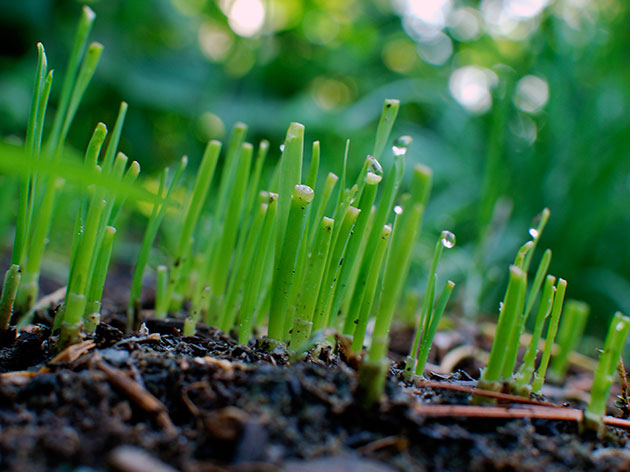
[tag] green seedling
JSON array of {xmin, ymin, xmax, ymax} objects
[
  {"xmin": 585, "ymin": 312, "xmax": 630, "ymax": 433},
  {"xmin": 405, "ymin": 230, "xmax": 456, "ymax": 377},
  {"xmin": 549, "ymin": 299, "xmax": 590, "ymax": 382}
]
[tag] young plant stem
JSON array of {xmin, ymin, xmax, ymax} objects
[
  {"xmin": 290, "ymin": 216, "xmax": 334, "ymax": 346},
  {"xmin": 206, "ymin": 143, "xmax": 252, "ymax": 322},
  {"xmin": 0, "ymin": 265, "xmax": 22, "ymax": 330},
  {"xmin": 514, "ymin": 275, "xmax": 556, "ymax": 392},
  {"xmin": 549, "ymin": 299, "xmax": 590, "ymax": 382},
  {"xmin": 307, "ymin": 172, "xmax": 338, "ymax": 248},
  {"xmin": 85, "ymin": 226, "xmax": 116, "ymax": 333},
  {"xmin": 166, "ymin": 141, "xmax": 221, "ymax": 309},
  {"xmin": 128, "ymin": 158, "xmax": 187, "ymax": 317},
  {"xmin": 351, "ymin": 225, "xmax": 392, "ymax": 352},
  {"xmin": 524, "ymin": 249, "xmax": 552, "ymax": 320},
  {"xmin": 478, "ymin": 265, "xmax": 527, "ymax": 391},
  {"xmin": 268, "ymin": 184, "xmax": 314, "ymax": 341},
  {"xmin": 415, "ymin": 280, "xmax": 456, "ymax": 375},
  {"xmin": 311, "ymin": 205, "xmax": 360, "ymax": 333},
  {"xmin": 239, "ymin": 194, "xmax": 278, "ymax": 344},
  {"xmin": 334, "ymin": 171, "xmax": 381, "ymax": 332},
  {"xmin": 100, "ymin": 102, "xmax": 128, "ymax": 175},
  {"xmin": 523, "ymin": 208, "xmax": 550, "ymax": 272},
  {"xmin": 368, "ymin": 164, "xmax": 432, "ymax": 364},
  {"xmin": 220, "ymin": 201, "xmax": 268, "ymax": 332},
  {"xmin": 154, "ymin": 265, "xmax": 169, "ymax": 319},
  {"xmin": 585, "ymin": 311, "xmax": 630, "ymax": 429},
  {"xmin": 306, "ymin": 141, "xmax": 320, "ymax": 189},
  {"xmin": 406, "ymin": 231, "xmax": 455, "ymax": 375},
  {"xmin": 531, "ymin": 278, "xmax": 567, "ymax": 393},
  {"xmin": 372, "ymin": 99, "xmax": 400, "ymax": 161}
]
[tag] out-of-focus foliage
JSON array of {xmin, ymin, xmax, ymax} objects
[{"xmin": 1, "ymin": 0, "xmax": 628, "ymax": 335}]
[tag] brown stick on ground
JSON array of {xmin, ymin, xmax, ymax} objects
[
  {"xmin": 413, "ymin": 403, "xmax": 630, "ymax": 430},
  {"xmin": 414, "ymin": 379, "xmax": 563, "ymax": 408},
  {"xmin": 94, "ymin": 357, "xmax": 177, "ymax": 437}
]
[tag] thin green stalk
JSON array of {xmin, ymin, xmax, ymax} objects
[
  {"xmin": 0, "ymin": 265, "xmax": 22, "ymax": 330},
  {"xmin": 239, "ymin": 194, "xmax": 278, "ymax": 344},
  {"xmin": 586, "ymin": 311, "xmax": 630, "ymax": 429},
  {"xmin": 275, "ymin": 123, "xmax": 304, "ymax": 252},
  {"xmin": 307, "ymin": 172, "xmax": 338, "ymax": 248},
  {"xmin": 215, "ymin": 122, "xmax": 248, "ymax": 224},
  {"xmin": 514, "ymin": 275, "xmax": 556, "ymax": 392},
  {"xmin": 311, "ymin": 205, "xmax": 360, "ymax": 333},
  {"xmin": 154, "ymin": 265, "xmax": 169, "ymax": 319},
  {"xmin": 336, "ymin": 172, "xmax": 382, "ymax": 333},
  {"xmin": 416, "ymin": 280, "xmax": 456, "ymax": 375},
  {"xmin": 351, "ymin": 224, "xmax": 392, "ymax": 352},
  {"xmin": 524, "ymin": 249, "xmax": 552, "ymax": 319},
  {"xmin": 407, "ymin": 231, "xmax": 455, "ymax": 371},
  {"xmin": 54, "ymin": 41, "xmax": 103, "ymax": 158},
  {"xmin": 13, "ymin": 43, "xmax": 48, "ymax": 267},
  {"xmin": 346, "ymin": 146, "xmax": 406, "ymax": 332},
  {"xmin": 268, "ymin": 184, "xmax": 314, "ymax": 341},
  {"xmin": 372, "ymin": 99, "xmax": 400, "ymax": 161},
  {"xmin": 478, "ymin": 265, "xmax": 527, "ymax": 390},
  {"xmin": 46, "ymin": 5, "xmax": 96, "ymax": 155},
  {"xmin": 85, "ymin": 226, "xmax": 116, "ymax": 333},
  {"xmin": 290, "ymin": 216, "xmax": 334, "ymax": 346},
  {"xmin": 549, "ymin": 299, "xmax": 590, "ymax": 382},
  {"xmin": 306, "ymin": 141, "xmax": 320, "ymax": 189},
  {"xmin": 100, "ymin": 102, "xmax": 128, "ymax": 175},
  {"xmin": 523, "ymin": 208, "xmax": 550, "ymax": 272},
  {"xmin": 129, "ymin": 158, "xmax": 187, "ymax": 316},
  {"xmin": 166, "ymin": 141, "xmax": 221, "ymax": 308},
  {"xmin": 243, "ymin": 140, "xmax": 269, "ymax": 224},
  {"xmin": 206, "ymin": 143, "xmax": 253, "ymax": 319},
  {"xmin": 531, "ymin": 278, "xmax": 567, "ymax": 393},
  {"xmin": 220, "ymin": 201, "xmax": 268, "ymax": 332}
]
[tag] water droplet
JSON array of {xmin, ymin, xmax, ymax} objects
[
  {"xmin": 394, "ymin": 205, "xmax": 403, "ymax": 215},
  {"xmin": 367, "ymin": 155, "xmax": 383, "ymax": 176},
  {"xmin": 498, "ymin": 301, "xmax": 504, "ymax": 311},
  {"xmin": 280, "ymin": 144, "xmax": 285, "ymax": 152},
  {"xmin": 528, "ymin": 227, "xmax": 539, "ymax": 239},
  {"xmin": 392, "ymin": 136, "xmax": 412, "ymax": 156},
  {"xmin": 616, "ymin": 321, "xmax": 626, "ymax": 331},
  {"xmin": 440, "ymin": 230, "xmax": 456, "ymax": 248}
]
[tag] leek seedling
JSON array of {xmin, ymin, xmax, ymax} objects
[
  {"xmin": 0, "ymin": 265, "xmax": 21, "ymax": 332},
  {"xmin": 166, "ymin": 141, "xmax": 221, "ymax": 310},
  {"xmin": 405, "ymin": 230, "xmax": 456, "ymax": 377},
  {"xmin": 268, "ymin": 184, "xmax": 314, "ymax": 340},
  {"xmin": 85, "ymin": 226, "xmax": 116, "ymax": 333},
  {"xmin": 548, "ymin": 300, "xmax": 590, "ymax": 382},
  {"xmin": 585, "ymin": 311, "xmax": 630, "ymax": 432},
  {"xmin": 531, "ymin": 278, "xmax": 567, "ymax": 393},
  {"xmin": 359, "ymin": 164, "xmax": 432, "ymax": 407},
  {"xmin": 290, "ymin": 216, "xmax": 335, "ymax": 349}
]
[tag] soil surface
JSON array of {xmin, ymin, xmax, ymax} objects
[{"xmin": 1, "ymin": 308, "xmax": 630, "ymax": 472}]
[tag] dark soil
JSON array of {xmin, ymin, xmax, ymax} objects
[{"xmin": 1, "ymin": 310, "xmax": 630, "ymax": 472}]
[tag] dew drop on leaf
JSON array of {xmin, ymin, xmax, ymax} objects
[
  {"xmin": 440, "ymin": 230, "xmax": 456, "ymax": 248},
  {"xmin": 392, "ymin": 136, "xmax": 412, "ymax": 156}
]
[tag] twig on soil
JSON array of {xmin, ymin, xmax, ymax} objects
[
  {"xmin": 412, "ymin": 403, "xmax": 630, "ymax": 430},
  {"xmin": 94, "ymin": 355, "xmax": 177, "ymax": 437},
  {"xmin": 414, "ymin": 379, "xmax": 563, "ymax": 408}
]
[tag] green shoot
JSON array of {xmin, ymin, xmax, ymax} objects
[
  {"xmin": 478, "ymin": 265, "xmax": 527, "ymax": 391},
  {"xmin": 0, "ymin": 265, "xmax": 22, "ymax": 331},
  {"xmin": 372, "ymin": 99, "xmax": 400, "ymax": 161},
  {"xmin": 290, "ymin": 216, "xmax": 335, "ymax": 348},
  {"xmin": 85, "ymin": 226, "xmax": 116, "ymax": 333},
  {"xmin": 549, "ymin": 300, "xmax": 590, "ymax": 382},
  {"xmin": 514, "ymin": 275, "xmax": 556, "ymax": 392},
  {"xmin": 154, "ymin": 265, "xmax": 169, "ymax": 319},
  {"xmin": 166, "ymin": 141, "xmax": 221, "ymax": 309},
  {"xmin": 531, "ymin": 278, "xmax": 567, "ymax": 394},
  {"xmin": 268, "ymin": 184, "xmax": 314, "ymax": 340},
  {"xmin": 405, "ymin": 230, "xmax": 456, "ymax": 376},
  {"xmin": 128, "ymin": 158, "xmax": 187, "ymax": 318},
  {"xmin": 351, "ymin": 224, "xmax": 392, "ymax": 352},
  {"xmin": 415, "ymin": 280, "xmax": 456, "ymax": 376},
  {"xmin": 307, "ymin": 172, "xmax": 338, "ymax": 248},
  {"xmin": 238, "ymin": 194, "xmax": 278, "ymax": 344},
  {"xmin": 585, "ymin": 311, "xmax": 630, "ymax": 431},
  {"xmin": 523, "ymin": 208, "xmax": 550, "ymax": 272}
]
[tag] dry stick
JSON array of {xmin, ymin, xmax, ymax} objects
[{"xmin": 411, "ymin": 403, "xmax": 630, "ymax": 431}]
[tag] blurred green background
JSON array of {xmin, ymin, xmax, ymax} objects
[{"xmin": 1, "ymin": 0, "xmax": 628, "ymax": 336}]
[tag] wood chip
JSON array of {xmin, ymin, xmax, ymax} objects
[
  {"xmin": 95, "ymin": 357, "xmax": 177, "ymax": 437},
  {"xmin": 109, "ymin": 446, "xmax": 178, "ymax": 472},
  {"xmin": 50, "ymin": 340, "xmax": 96, "ymax": 364}
]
